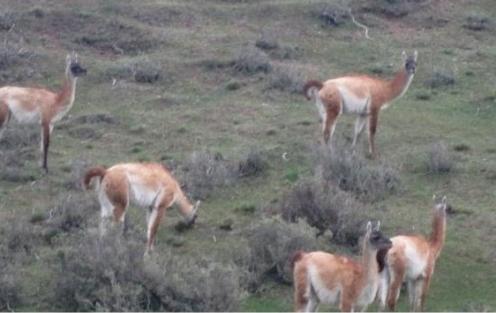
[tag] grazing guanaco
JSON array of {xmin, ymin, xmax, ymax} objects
[
  {"xmin": 83, "ymin": 162, "xmax": 200, "ymax": 255},
  {"xmin": 0, "ymin": 52, "xmax": 86, "ymax": 171},
  {"xmin": 292, "ymin": 221, "xmax": 392, "ymax": 312},
  {"xmin": 378, "ymin": 196, "xmax": 448, "ymax": 311},
  {"xmin": 303, "ymin": 51, "xmax": 417, "ymax": 158}
]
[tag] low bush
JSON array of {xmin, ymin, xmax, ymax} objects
[
  {"xmin": 0, "ymin": 262, "xmax": 21, "ymax": 311},
  {"xmin": 105, "ymin": 57, "xmax": 162, "ymax": 83},
  {"xmin": 237, "ymin": 217, "xmax": 318, "ymax": 290},
  {"xmin": 232, "ymin": 47, "xmax": 271, "ymax": 75},
  {"xmin": 426, "ymin": 142, "xmax": 453, "ymax": 174},
  {"xmin": 463, "ymin": 12, "xmax": 492, "ymax": 31},
  {"xmin": 313, "ymin": 145, "xmax": 400, "ymax": 202},
  {"xmin": 181, "ymin": 151, "xmax": 237, "ymax": 200},
  {"xmin": 237, "ymin": 149, "xmax": 267, "ymax": 178},
  {"xmin": 52, "ymin": 233, "xmax": 241, "ymax": 311},
  {"xmin": 424, "ymin": 70, "xmax": 456, "ymax": 89},
  {"xmin": 267, "ymin": 64, "xmax": 305, "ymax": 94},
  {"xmin": 280, "ymin": 179, "xmax": 366, "ymax": 246}
]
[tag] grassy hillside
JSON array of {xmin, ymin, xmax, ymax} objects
[{"xmin": 0, "ymin": 0, "xmax": 495, "ymax": 311}]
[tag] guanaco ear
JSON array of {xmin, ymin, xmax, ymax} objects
[
  {"xmin": 441, "ymin": 196, "xmax": 447, "ymax": 207},
  {"xmin": 432, "ymin": 194, "xmax": 437, "ymax": 202},
  {"xmin": 413, "ymin": 50, "xmax": 418, "ymax": 61},
  {"xmin": 401, "ymin": 50, "xmax": 407, "ymax": 61},
  {"xmin": 374, "ymin": 221, "xmax": 381, "ymax": 231},
  {"xmin": 366, "ymin": 221, "xmax": 372, "ymax": 235},
  {"xmin": 66, "ymin": 53, "xmax": 71, "ymax": 65}
]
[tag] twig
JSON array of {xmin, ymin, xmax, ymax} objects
[{"xmin": 348, "ymin": 9, "xmax": 372, "ymax": 40}]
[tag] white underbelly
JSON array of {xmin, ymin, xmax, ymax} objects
[
  {"xmin": 309, "ymin": 265, "xmax": 341, "ymax": 305},
  {"xmin": 8, "ymin": 101, "xmax": 41, "ymax": 124},
  {"xmin": 404, "ymin": 246, "xmax": 428, "ymax": 279},
  {"xmin": 357, "ymin": 280, "xmax": 379, "ymax": 306},
  {"xmin": 338, "ymin": 86, "xmax": 370, "ymax": 115}
]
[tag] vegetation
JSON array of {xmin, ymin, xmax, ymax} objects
[{"xmin": 0, "ymin": 0, "xmax": 495, "ymax": 311}]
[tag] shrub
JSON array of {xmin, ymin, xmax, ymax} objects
[
  {"xmin": 255, "ymin": 33, "xmax": 279, "ymax": 51},
  {"xmin": 314, "ymin": 4, "xmax": 349, "ymax": 27},
  {"xmin": 280, "ymin": 179, "xmax": 366, "ymax": 246},
  {"xmin": 463, "ymin": 12, "xmax": 492, "ymax": 31},
  {"xmin": 105, "ymin": 57, "xmax": 162, "ymax": 83},
  {"xmin": 232, "ymin": 47, "xmax": 271, "ymax": 74},
  {"xmin": 0, "ymin": 40, "xmax": 34, "ymax": 71},
  {"xmin": 0, "ymin": 262, "xmax": 21, "ymax": 311},
  {"xmin": 426, "ymin": 142, "xmax": 453, "ymax": 174},
  {"xmin": 45, "ymin": 193, "xmax": 98, "ymax": 237},
  {"xmin": 0, "ymin": 10, "xmax": 15, "ymax": 31},
  {"xmin": 313, "ymin": 145, "xmax": 400, "ymax": 202},
  {"xmin": 182, "ymin": 151, "xmax": 237, "ymax": 200},
  {"xmin": 64, "ymin": 159, "xmax": 91, "ymax": 190},
  {"xmin": 237, "ymin": 217, "xmax": 318, "ymax": 290},
  {"xmin": 237, "ymin": 149, "xmax": 267, "ymax": 177},
  {"xmin": 267, "ymin": 64, "xmax": 305, "ymax": 94},
  {"xmin": 52, "ymin": 233, "xmax": 241, "ymax": 311},
  {"xmin": 424, "ymin": 70, "xmax": 455, "ymax": 88}
]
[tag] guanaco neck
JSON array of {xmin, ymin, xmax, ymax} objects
[
  {"xmin": 55, "ymin": 71, "xmax": 77, "ymax": 111},
  {"xmin": 175, "ymin": 188, "xmax": 195, "ymax": 221},
  {"xmin": 385, "ymin": 67, "xmax": 414, "ymax": 103},
  {"xmin": 360, "ymin": 240, "xmax": 379, "ymax": 285},
  {"xmin": 429, "ymin": 210, "xmax": 446, "ymax": 258}
]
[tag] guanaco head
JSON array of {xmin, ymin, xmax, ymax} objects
[
  {"xmin": 402, "ymin": 50, "xmax": 418, "ymax": 75},
  {"xmin": 185, "ymin": 200, "xmax": 201, "ymax": 226},
  {"xmin": 66, "ymin": 52, "xmax": 87, "ymax": 78},
  {"xmin": 365, "ymin": 221, "xmax": 392, "ymax": 251},
  {"xmin": 432, "ymin": 194, "xmax": 448, "ymax": 215}
]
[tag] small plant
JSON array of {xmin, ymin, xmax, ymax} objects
[
  {"xmin": 0, "ymin": 10, "xmax": 15, "ymax": 31},
  {"xmin": 280, "ymin": 178, "xmax": 366, "ymax": 245},
  {"xmin": 463, "ymin": 12, "xmax": 492, "ymax": 31},
  {"xmin": 237, "ymin": 150, "xmax": 267, "ymax": 177},
  {"xmin": 314, "ymin": 4, "xmax": 349, "ymax": 27},
  {"xmin": 313, "ymin": 145, "xmax": 400, "ymax": 202},
  {"xmin": 0, "ymin": 40, "xmax": 34, "ymax": 71},
  {"xmin": 105, "ymin": 57, "xmax": 162, "ymax": 83},
  {"xmin": 182, "ymin": 151, "xmax": 237, "ymax": 200},
  {"xmin": 426, "ymin": 142, "xmax": 453, "ymax": 174},
  {"xmin": 0, "ymin": 263, "xmax": 21, "ymax": 311},
  {"xmin": 237, "ymin": 217, "xmax": 318, "ymax": 290},
  {"xmin": 255, "ymin": 33, "xmax": 279, "ymax": 51},
  {"xmin": 453, "ymin": 143, "xmax": 471, "ymax": 152},
  {"xmin": 267, "ymin": 65, "xmax": 305, "ymax": 94},
  {"xmin": 52, "ymin": 233, "xmax": 241, "ymax": 311},
  {"xmin": 232, "ymin": 46, "xmax": 271, "ymax": 75},
  {"xmin": 424, "ymin": 70, "xmax": 456, "ymax": 88}
]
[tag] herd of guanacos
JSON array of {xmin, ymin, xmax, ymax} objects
[{"xmin": 0, "ymin": 50, "xmax": 451, "ymax": 312}]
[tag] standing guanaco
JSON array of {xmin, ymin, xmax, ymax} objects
[
  {"xmin": 0, "ymin": 52, "xmax": 86, "ymax": 171},
  {"xmin": 84, "ymin": 162, "xmax": 200, "ymax": 255},
  {"xmin": 303, "ymin": 51, "xmax": 417, "ymax": 158},
  {"xmin": 292, "ymin": 221, "xmax": 392, "ymax": 312},
  {"xmin": 378, "ymin": 196, "xmax": 448, "ymax": 311}
]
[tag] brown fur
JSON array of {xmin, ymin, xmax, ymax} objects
[
  {"xmin": 86, "ymin": 162, "xmax": 198, "ymax": 254},
  {"xmin": 383, "ymin": 200, "xmax": 447, "ymax": 311},
  {"xmin": 292, "ymin": 226, "xmax": 391, "ymax": 313},
  {"xmin": 0, "ymin": 54, "xmax": 84, "ymax": 171},
  {"xmin": 83, "ymin": 166, "xmax": 107, "ymax": 189},
  {"xmin": 304, "ymin": 53, "xmax": 415, "ymax": 157},
  {"xmin": 303, "ymin": 80, "xmax": 324, "ymax": 100}
]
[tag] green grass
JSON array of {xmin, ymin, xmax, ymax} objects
[{"xmin": 1, "ymin": 0, "xmax": 496, "ymax": 311}]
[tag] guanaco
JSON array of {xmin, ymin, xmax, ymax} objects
[
  {"xmin": 378, "ymin": 196, "xmax": 448, "ymax": 311},
  {"xmin": 303, "ymin": 51, "xmax": 417, "ymax": 158},
  {"xmin": 0, "ymin": 52, "xmax": 86, "ymax": 171},
  {"xmin": 292, "ymin": 221, "xmax": 392, "ymax": 312},
  {"xmin": 83, "ymin": 162, "xmax": 200, "ymax": 255}
]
